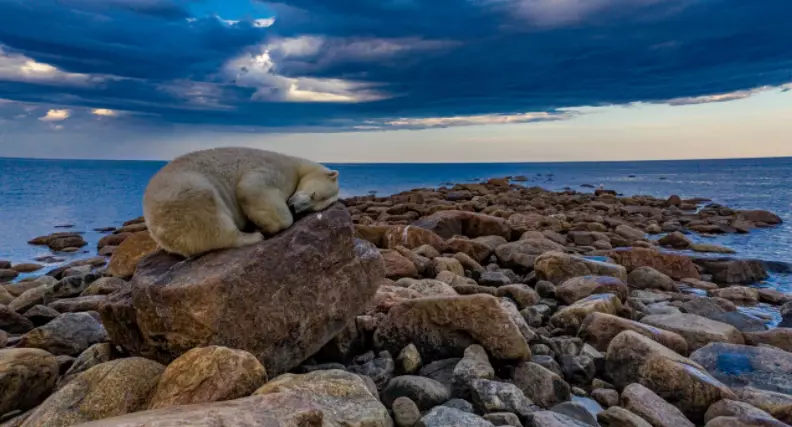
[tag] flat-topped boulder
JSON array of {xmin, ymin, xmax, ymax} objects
[
  {"xmin": 608, "ymin": 248, "xmax": 701, "ymax": 280},
  {"xmin": 99, "ymin": 203, "xmax": 384, "ymax": 377},
  {"xmin": 534, "ymin": 252, "xmax": 627, "ymax": 285}
]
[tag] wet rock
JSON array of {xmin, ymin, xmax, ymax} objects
[
  {"xmin": 596, "ymin": 406, "xmax": 653, "ymax": 427},
  {"xmin": 535, "ymin": 252, "xmax": 627, "ymax": 285},
  {"xmin": 606, "ymin": 331, "xmax": 735, "ymax": 421},
  {"xmin": 47, "ymin": 235, "xmax": 88, "ymax": 252},
  {"xmin": 743, "ymin": 328, "xmax": 792, "ymax": 352},
  {"xmin": 640, "ymin": 313, "xmax": 744, "ymax": 351},
  {"xmin": 414, "ymin": 210, "xmax": 511, "ymax": 240},
  {"xmin": 513, "ymin": 361, "xmax": 571, "ymax": 408},
  {"xmin": 453, "ymin": 345, "xmax": 495, "ymax": 398},
  {"xmin": 609, "ymin": 248, "xmax": 701, "ymax": 280},
  {"xmin": 627, "ymin": 267, "xmax": 677, "ymax": 292},
  {"xmin": 19, "ymin": 312, "xmax": 107, "ymax": 356},
  {"xmin": 11, "ymin": 264, "xmax": 43, "ymax": 273},
  {"xmin": 374, "ymin": 294, "xmax": 530, "ymax": 363},
  {"xmin": 20, "ymin": 357, "xmax": 165, "ymax": 427},
  {"xmin": 737, "ymin": 210, "xmax": 782, "ymax": 225},
  {"xmin": 690, "ymin": 342, "xmax": 792, "ymax": 395},
  {"xmin": 418, "ymin": 406, "xmax": 495, "ymax": 427},
  {"xmin": 0, "ymin": 348, "xmax": 59, "ymax": 417},
  {"xmin": 0, "ymin": 269, "xmax": 19, "ymax": 285},
  {"xmin": 495, "ymin": 239, "xmax": 566, "ymax": 270},
  {"xmin": 579, "ymin": 312, "xmax": 689, "ymax": 355},
  {"xmin": 658, "ymin": 232, "xmax": 692, "ymax": 249},
  {"xmin": 57, "ymin": 343, "xmax": 114, "ymax": 389},
  {"xmin": 550, "ymin": 294, "xmax": 623, "ymax": 334},
  {"xmin": 48, "ymin": 295, "xmax": 106, "ymax": 313},
  {"xmin": 393, "ymin": 396, "xmax": 421, "ymax": 427},
  {"xmin": 148, "ymin": 346, "xmax": 267, "ymax": 410},
  {"xmin": 398, "ymin": 343, "xmax": 422, "ymax": 374},
  {"xmin": 0, "ymin": 304, "xmax": 35, "ymax": 333},
  {"xmin": 100, "ymin": 205, "xmax": 384, "ymax": 377},
  {"xmin": 556, "ymin": 276, "xmax": 629, "ymax": 305},
  {"xmin": 382, "ymin": 375, "xmax": 451, "ymax": 411},
  {"xmin": 690, "ymin": 244, "xmax": 736, "ymax": 254},
  {"xmin": 621, "ymin": 383, "xmax": 694, "ymax": 427},
  {"xmin": 470, "ymin": 379, "xmax": 533, "ymax": 419}
]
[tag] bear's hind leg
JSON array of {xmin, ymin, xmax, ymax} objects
[{"xmin": 237, "ymin": 173, "xmax": 294, "ymax": 236}]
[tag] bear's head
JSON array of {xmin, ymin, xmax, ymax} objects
[{"xmin": 288, "ymin": 168, "xmax": 340, "ymax": 214}]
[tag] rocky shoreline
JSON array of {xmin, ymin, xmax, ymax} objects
[{"xmin": 2, "ymin": 177, "xmax": 792, "ymax": 427}]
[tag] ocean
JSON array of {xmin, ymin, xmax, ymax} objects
[{"xmin": 1, "ymin": 156, "xmax": 791, "ymax": 292}]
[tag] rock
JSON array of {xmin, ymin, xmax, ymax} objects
[
  {"xmin": 627, "ymin": 267, "xmax": 677, "ymax": 292},
  {"xmin": 348, "ymin": 350, "xmax": 395, "ymax": 389},
  {"xmin": 47, "ymin": 235, "xmax": 87, "ymax": 252},
  {"xmin": 580, "ymin": 312, "xmax": 689, "ymax": 355},
  {"xmin": 704, "ymin": 416, "xmax": 788, "ymax": 426},
  {"xmin": 550, "ymin": 293, "xmax": 623, "ymax": 334},
  {"xmin": 568, "ymin": 231, "xmax": 610, "ymax": 247},
  {"xmin": 419, "ymin": 358, "xmax": 460, "ymax": 389},
  {"xmin": 80, "ymin": 277, "xmax": 127, "ymax": 297},
  {"xmin": 383, "ymin": 225, "xmax": 446, "ymax": 251},
  {"xmin": 393, "ymin": 396, "xmax": 421, "ymax": 427},
  {"xmin": 0, "ymin": 286, "xmax": 14, "ymax": 305},
  {"xmin": 8, "ymin": 283, "xmax": 54, "ymax": 314},
  {"xmin": 20, "ymin": 357, "xmax": 165, "ymax": 427},
  {"xmin": 704, "ymin": 400, "xmax": 776, "ymax": 424},
  {"xmin": 57, "ymin": 343, "xmax": 114, "ymax": 389},
  {"xmin": 442, "ymin": 398, "xmax": 476, "ymax": 413},
  {"xmin": 374, "ymin": 294, "xmax": 530, "ymax": 363},
  {"xmin": 535, "ymin": 252, "xmax": 627, "ymax": 285},
  {"xmin": 641, "ymin": 313, "xmax": 744, "ymax": 351},
  {"xmin": 551, "ymin": 401, "xmax": 600, "ymax": 426},
  {"xmin": 693, "ymin": 259, "xmax": 768, "ymax": 285},
  {"xmin": 148, "ymin": 346, "xmax": 267, "ymax": 410},
  {"xmin": 743, "ymin": 328, "xmax": 792, "ymax": 352},
  {"xmin": 690, "ymin": 342, "xmax": 792, "ymax": 395},
  {"xmin": 597, "ymin": 406, "xmax": 653, "ymax": 427},
  {"xmin": 11, "ymin": 264, "xmax": 43, "ymax": 273},
  {"xmin": 0, "ymin": 349, "xmax": 59, "ymax": 417},
  {"xmin": 709, "ymin": 286, "xmax": 760, "ymax": 304},
  {"xmin": 4, "ymin": 277, "xmax": 54, "ymax": 298},
  {"xmin": 383, "ymin": 250, "xmax": 420, "ymax": 279},
  {"xmin": 606, "ymin": 331, "xmax": 735, "ymax": 421},
  {"xmin": 757, "ymin": 289, "xmax": 792, "ymax": 305},
  {"xmin": 432, "ymin": 257, "xmax": 465, "ymax": 276},
  {"xmin": 479, "ymin": 271, "xmax": 513, "ymax": 287},
  {"xmin": 559, "ymin": 354, "xmax": 596, "ymax": 387},
  {"xmin": 690, "ymin": 244, "xmax": 736, "ymax": 254},
  {"xmin": 382, "ymin": 375, "xmax": 451, "ymax": 411},
  {"xmin": 0, "ymin": 304, "xmax": 35, "ymax": 333},
  {"xmin": 106, "ymin": 232, "xmax": 158, "ymax": 278},
  {"xmin": 400, "ymin": 278, "xmax": 458, "ymax": 298},
  {"xmin": 253, "ymin": 369, "xmax": 390, "ymax": 426},
  {"xmin": 23, "ymin": 305, "xmax": 59, "ymax": 327},
  {"xmin": 97, "ymin": 233, "xmax": 132, "ymax": 250},
  {"xmin": 446, "ymin": 238, "xmax": 493, "ymax": 263},
  {"xmin": 100, "ymin": 204, "xmax": 384, "ymax": 377},
  {"xmin": 452, "ymin": 345, "xmax": 495, "ymax": 398},
  {"xmin": 484, "ymin": 412, "xmax": 523, "ymax": 427},
  {"xmin": 658, "ymin": 232, "xmax": 692, "ymax": 249},
  {"xmin": 609, "ymin": 248, "xmax": 701, "ymax": 280},
  {"xmin": 470, "ymin": 379, "xmax": 533, "ymax": 419},
  {"xmin": 531, "ymin": 411, "xmax": 591, "ymax": 427},
  {"xmin": 0, "ymin": 269, "xmax": 19, "ymax": 285},
  {"xmin": 397, "ymin": 343, "xmax": 422, "ymax": 374},
  {"xmin": 556, "ymin": 276, "xmax": 629, "ymax": 305},
  {"xmin": 621, "ymin": 383, "xmax": 694, "ymax": 427},
  {"xmin": 19, "ymin": 312, "xmax": 107, "ymax": 356},
  {"xmin": 616, "ymin": 225, "xmax": 646, "ymax": 241},
  {"xmin": 418, "ymin": 406, "xmax": 495, "ymax": 427},
  {"xmin": 48, "ymin": 295, "xmax": 107, "ymax": 313},
  {"xmin": 680, "ymin": 278, "xmax": 720, "ymax": 291},
  {"xmin": 591, "ymin": 389, "xmax": 619, "ymax": 408},
  {"xmin": 733, "ymin": 387, "xmax": 792, "ymax": 425},
  {"xmin": 513, "ymin": 361, "xmax": 571, "ymax": 408},
  {"xmin": 737, "ymin": 210, "xmax": 782, "ymax": 225},
  {"xmin": 496, "ymin": 284, "xmax": 540, "ymax": 309},
  {"xmin": 414, "ymin": 210, "xmax": 511, "ymax": 240},
  {"xmin": 495, "ymin": 239, "xmax": 566, "ymax": 269}
]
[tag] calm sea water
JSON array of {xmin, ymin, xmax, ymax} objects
[{"xmin": 1, "ymin": 156, "xmax": 791, "ymax": 288}]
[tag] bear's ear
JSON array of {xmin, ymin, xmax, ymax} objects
[{"xmin": 326, "ymin": 170, "xmax": 339, "ymax": 181}]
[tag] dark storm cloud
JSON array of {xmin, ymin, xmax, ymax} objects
[{"xmin": 0, "ymin": 0, "xmax": 791, "ymax": 129}]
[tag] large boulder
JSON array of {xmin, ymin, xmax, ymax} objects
[
  {"xmin": 690, "ymin": 343, "xmax": 792, "ymax": 395},
  {"xmin": 374, "ymin": 294, "xmax": 530, "ymax": 363},
  {"xmin": 606, "ymin": 331, "xmax": 735, "ymax": 422},
  {"xmin": 580, "ymin": 312, "xmax": 689, "ymax": 355},
  {"xmin": 640, "ymin": 313, "xmax": 744, "ymax": 352},
  {"xmin": 99, "ymin": 204, "xmax": 385, "ymax": 377},
  {"xmin": 413, "ymin": 210, "xmax": 511, "ymax": 240},
  {"xmin": 0, "ymin": 348, "xmax": 59, "ymax": 417},
  {"xmin": 534, "ymin": 252, "xmax": 628, "ymax": 285},
  {"xmin": 737, "ymin": 210, "xmax": 782, "ymax": 225},
  {"xmin": 621, "ymin": 383, "xmax": 694, "ymax": 427},
  {"xmin": 608, "ymin": 248, "xmax": 701, "ymax": 280},
  {"xmin": 107, "ymin": 231, "xmax": 158, "ymax": 278},
  {"xmin": 148, "ymin": 346, "xmax": 268, "ymax": 410},
  {"xmin": 19, "ymin": 357, "xmax": 165, "ymax": 427},
  {"xmin": 692, "ymin": 258, "xmax": 769, "ymax": 285}
]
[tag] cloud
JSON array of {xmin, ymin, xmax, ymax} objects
[
  {"xmin": 39, "ymin": 109, "xmax": 71, "ymax": 121},
  {"xmin": 0, "ymin": 0, "xmax": 790, "ymax": 132},
  {"xmin": 91, "ymin": 108, "xmax": 117, "ymax": 116}
]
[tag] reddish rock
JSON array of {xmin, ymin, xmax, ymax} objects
[
  {"xmin": 382, "ymin": 225, "xmax": 445, "ymax": 251},
  {"xmin": 413, "ymin": 210, "xmax": 510, "ymax": 240},
  {"xmin": 107, "ymin": 231, "xmax": 159, "ymax": 278},
  {"xmin": 354, "ymin": 225, "xmax": 392, "ymax": 247},
  {"xmin": 99, "ymin": 204, "xmax": 384, "ymax": 377},
  {"xmin": 97, "ymin": 232, "xmax": 132, "ymax": 249},
  {"xmin": 444, "ymin": 237, "xmax": 493, "ymax": 263},
  {"xmin": 609, "ymin": 248, "xmax": 701, "ymax": 280},
  {"xmin": 381, "ymin": 249, "xmax": 419, "ymax": 279}
]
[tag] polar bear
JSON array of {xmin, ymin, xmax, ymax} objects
[{"xmin": 142, "ymin": 147, "xmax": 340, "ymax": 258}]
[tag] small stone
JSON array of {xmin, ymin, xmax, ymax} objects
[
  {"xmin": 559, "ymin": 355, "xmax": 596, "ymax": 387},
  {"xmin": 591, "ymin": 389, "xmax": 620, "ymax": 408},
  {"xmin": 11, "ymin": 263, "xmax": 44, "ymax": 273},
  {"xmin": 419, "ymin": 358, "xmax": 460, "ymax": 389},
  {"xmin": 556, "ymin": 276, "xmax": 629, "ymax": 305},
  {"xmin": 23, "ymin": 305, "xmax": 60, "ymax": 326},
  {"xmin": 658, "ymin": 232, "xmax": 692, "ymax": 249},
  {"xmin": 627, "ymin": 267, "xmax": 678, "ymax": 292},
  {"xmin": 393, "ymin": 396, "xmax": 421, "ymax": 427},
  {"xmin": 513, "ymin": 361, "xmax": 571, "ymax": 408},
  {"xmin": 397, "ymin": 344, "xmax": 422, "ymax": 374},
  {"xmin": 382, "ymin": 375, "xmax": 451, "ymax": 411},
  {"xmin": 536, "ymin": 281, "xmax": 557, "ymax": 298},
  {"xmin": 532, "ymin": 411, "xmax": 593, "ymax": 427},
  {"xmin": 597, "ymin": 406, "xmax": 653, "ymax": 427},
  {"xmin": 484, "ymin": 412, "xmax": 523, "ymax": 427},
  {"xmin": 418, "ymin": 406, "xmax": 495, "ymax": 427},
  {"xmin": 479, "ymin": 271, "xmax": 513, "ymax": 287},
  {"xmin": 453, "ymin": 344, "xmax": 495, "ymax": 398},
  {"xmin": 348, "ymin": 350, "xmax": 395, "ymax": 390},
  {"xmin": 470, "ymin": 378, "xmax": 534, "ymax": 419}
]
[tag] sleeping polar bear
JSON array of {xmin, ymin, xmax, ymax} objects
[{"xmin": 142, "ymin": 147, "xmax": 340, "ymax": 258}]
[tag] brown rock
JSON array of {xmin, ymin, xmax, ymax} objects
[
  {"xmin": 550, "ymin": 293, "xmax": 623, "ymax": 334},
  {"xmin": 382, "ymin": 250, "xmax": 419, "ymax": 279},
  {"xmin": 597, "ymin": 406, "xmax": 653, "ymax": 427},
  {"xmin": 737, "ymin": 210, "xmax": 782, "ymax": 225},
  {"xmin": 743, "ymin": 328, "xmax": 792, "ymax": 353},
  {"xmin": 616, "ymin": 225, "xmax": 646, "ymax": 241},
  {"xmin": 709, "ymin": 286, "xmax": 759, "ymax": 304},
  {"xmin": 0, "ymin": 304, "xmax": 36, "ymax": 333},
  {"xmin": 19, "ymin": 312, "xmax": 108, "ymax": 356},
  {"xmin": 691, "ymin": 244, "xmax": 736, "ymax": 254},
  {"xmin": 641, "ymin": 313, "xmax": 744, "ymax": 351},
  {"xmin": 374, "ymin": 294, "xmax": 530, "ymax": 363},
  {"xmin": 693, "ymin": 258, "xmax": 768, "ymax": 285},
  {"xmin": 107, "ymin": 231, "xmax": 158, "ymax": 278},
  {"xmin": 100, "ymin": 204, "xmax": 384, "ymax": 377},
  {"xmin": 445, "ymin": 237, "xmax": 493, "ymax": 263},
  {"xmin": 621, "ymin": 383, "xmax": 694, "ymax": 427},
  {"xmin": 0, "ymin": 285, "xmax": 15, "ymax": 305},
  {"xmin": 19, "ymin": 357, "xmax": 165, "ymax": 427},
  {"xmin": 383, "ymin": 225, "xmax": 445, "ymax": 251},
  {"xmin": 495, "ymin": 239, "xmax": 566, "ymax": 269},
  {"xmin": 627, "ymin": 267, "xmax": 678, "ymax": 292},
  {"xmin": 579, "ymin": 312, "xmax": 689, "ymax": 355},
  {"xmin": 513, "ymin": 361, "xmax": 570, "ymax": 408},
  {"xmin": 658, "ymin": 232, "xmax": 692, "ymax": 249},
  {"xmin": 80, "ymin": 277, "xmax": 127, "ymax": 297},
  {"xmin": 11, "ymin": 264, "xmax": 44, "ymax": 273},
  {"xmin": 354, "ymin": 225, "xmax": 391, "ymax": 247},
  {"xmin": 48, "ymin": 296, "xmax": 107, "ymax": 313},
  {"xmin": 609, "ymin": 248, "xmax": 701, "ymax": 280},
  {"xmin": 413, "ymin": 210, "xmax": 510, "ymax": 240},
  {"xmin": 556, "ymin": 276, "xmax": 629, "ymax": 305},
  {"xmin": 0, "ymin": 348, "xmax": 59, "ymax": 416},
  {"xmin": 704, "ymin": 399, "xmax": 777, "ymax": 424},
  {"xmin": 148, "ymin": 346, "xmax": 267, "ymax": 410},
  {"xmin": 48, "ymin": 235, "xmax": 88, "ymax": 252},
  {"xmin": 496, "ymin": 284, "xmax": 540, "ymax": 309},
  {"xmin": 57, "ymin": 343, "xmax": 115, "ymax": 390},
  {"xmin": 733, "ymin": 387, "xmax": 792, "ymax": 425},
  {"xmin": 0, "ymin": 269, "xmax": 19, "ymax": 284},
  {"xmin": 97, "ymin": 233, "xmax": 132, "ymax": 250},
  {"xmin": 534, "ymin": 252, "xmax": 628, "ymax": 285},
  {"xmin": 431, "ymin": 257, "xmax": 464, "ymax": 277}
]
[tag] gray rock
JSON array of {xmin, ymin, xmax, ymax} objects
[
  {"xmin": 479, "ymin": 271, "xmax": 513, "ymax": 287},
  {"xmin": 23, "ymin": 305, "xmax": 60, "ymax": 327},
  {"xmin": 591, "ymin": 389, "xmax": 620, "ymax": 408},
  {"xmin": 382, "ymin": 375, "xmax": 451, "ymax": 411},
  {"xmin": 18, "ymin": 312, "xmax": 107, "ymax": 356},
  {"xmin": 420, "ymin": 358, "xmax": 461, "ymax": 389},
  {"xmin": 627, "ymin": 267, "xmax": 677, "ymax": 292},
  {"xmin": 551, "ymin": 401, "xmax": 599, "ymax": 426},
  {"xmin": 536, "ymin": 281, "xmax": 557, "ymax": 298},
  {"xmin": 559, "ymin": 355, "xmax": 596, "ymax": 386},
  {"xmin": 443, "ymin": 398, "xmax": 476, "ymax": 413},
  {"xmin": 531, "ymin": 411, "xmax": 594, "ymax": 427},
  {"xmin": 513, "ymin": 361, "xmax": 571, "ymax": 408},
  {"xmin": 348, "ymin": 350, "xmax": 395, "ymax": 390},
  {"xmin": 690, "ymin": 342, "xmax": 792, "ymax": 395},
  {"xmin": 57, "ymin": 343, "xmax": 114, "ymax": 389},
  {"xmin": 532, "ymin": 355, "xmax": 563, "ymax": 377},
  {"xmin": 484, "ymin": 412, "xmax": 523, "ymax": 427},
  {"xmin": 621, "ymin": 383, "xmax": 694, "ymax": 427},
  {"xmin": 597, "ymin": 406, "xmax": 653, "ymax": 427},
  {"xmin": 453, "ymin": 345, "xmax": 495, "ymax": 398},
  {"xmin": 470, "ymin": 379, "xmax": 534, "ymax": 419},
  {"xmin": 393, "ymin": 396, "xmax": 421, "ymax": 427},
  {"xmin": 418, "ymin": 406, "xmax": 495, "ymax": 427}
]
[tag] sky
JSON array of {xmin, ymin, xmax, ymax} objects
[{"xmin": 0, "ymin": 0, "xmax": 791, "ymax": 162}]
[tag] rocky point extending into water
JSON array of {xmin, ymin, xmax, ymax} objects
[{"xmin": 1, "ymin": 177, "xmax": 791, "ymax": 427}]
